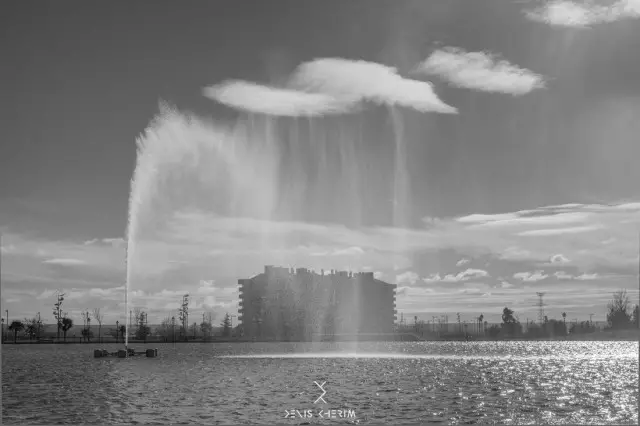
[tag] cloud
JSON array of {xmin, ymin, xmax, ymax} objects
[
  {"xmin": 525, "ymin": 0, "xmax": 640, "ymax": 27},
  {"xmin": 203, "ymin": 80, "xmax": 357, "ymax": 116},
  {"xmin": 289, "ymin": 58, "xmax": 458, "ymax": 114},
  {"xmin": 423, "ymin": 268, "xmax": 489, "ymax": 283},
  {"xmin": 396, "ymin": 271, "xmax": 420, "ymax": 285},
  {"xmin": 1, "ymin": 244, "xmax": 16, "ymax": 254},
  {"xmin": 517, "ymin": 225, "xmax": 602, "ymax": 236},
  {"xmin": 513, "ymin": 270, "xmax": 549, "ymax": 282},
  {"xmin": 414, "ymin": 47, "xmax": 545, "ymax": 96},
  {"xmin": 458, "ymin": 211, "xmax": 590, "ymax": 227},
  {"xmin": 42, "ymin": 258, "xmax": 87, "ymax": 266},
  {"xmin": 554, "ymin": 271, "xmax": 574, "ymax": 280},
  {"xmin": 550, "ymin": 254, "xmax": 570, "ymax": 264},
  {"xmin": 2, "ymin": 200, "xmax": 638, "ymax": 322},
  {"xmin": 575, "ymin": 273, "xmax": 599, "ymax": 280},
  {"xmin": 456, "ymin": 258, "xmax": 470, "ymax": 267},
  {"xmin": 84, "ymin": 237, "xmax": 126, "ymax": 248}
]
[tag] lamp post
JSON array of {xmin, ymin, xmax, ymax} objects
[{"xmin": 116, "ymin": 320, "xmax": 119, "ymax": 343}]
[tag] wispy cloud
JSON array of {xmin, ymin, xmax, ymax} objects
[
  {"xmin": 2, "ymin": 200, "xmax": 638, "ymax": 322},
  {"xmin": 396, "ymin": 271, "xmax": 420, "ymax": 285},
  {"xmin": 84, "ymin": 237, "xmax": 126, "ymax": 247},
  {"xmin": 422, "ymin": 269, "xmax": 489, "ymax": 283},
  {"xmin": 550, "ymin": 254, "xmax": 571, "ymax": 264},
  {"xmin": 513, "ymin": 270, "xmax": 549, "ymax": 282},
  {"xmin": 203, "ymin": 80, "xmax": 357, "ymax": 116},
  {"xmin": 289, "ymin": 58, "xmax": 458, "ymax": 113},
  {"xmin": 42, "ymin": 258, "xmax": 88, "ymax": 266},
  {"xmin": 456, "ymin": 258, "xmax": 470, "ymax": 267},
  {"xmin": 517, "ymin": 225, "xmax": 602, "ymax": 236},
  {"xmin": 525, "ymin": 0, "xmax": 640, "ymax": 27},
  {"xmin": 414, "ymin": 47, "xmax": 545, "ymax": 96}
]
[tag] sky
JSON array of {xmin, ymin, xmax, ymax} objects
[{"xmin": 1, "ymin": 0, "xmax": 640, "ymax": 326}]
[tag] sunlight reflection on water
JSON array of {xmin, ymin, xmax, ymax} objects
[{"xmin": 2, "ymin": 341, "xmax": 638, "ymax": 425}]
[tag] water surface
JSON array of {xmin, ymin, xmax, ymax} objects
[{"xmin": 2, "ymin": 341, "xmax": 637, "ymax": 424}]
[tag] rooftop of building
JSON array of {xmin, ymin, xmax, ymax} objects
[{"xmin": 240, "ymin": 265, "xmax": 396, "ymax": 287}]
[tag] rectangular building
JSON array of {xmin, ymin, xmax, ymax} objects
[{"xmin": 238, "ymin": 266, "xmax": 397, "ymax": 341}]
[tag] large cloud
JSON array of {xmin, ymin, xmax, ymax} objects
[
  {"xmin": 414, "ymin": 47, "xmax": 545, "ymax": 96},
  {"xmin": 525, "ymin": 0, "xmax": 640, "ymax": 27},
  {"xmin": 203, "ymin": 80, "xmax": 358, "ymax": 116},
  {"xmin": 289, "ymin": 58, "xmax": 458, "ymax": 113}
]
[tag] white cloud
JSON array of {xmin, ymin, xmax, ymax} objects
[
  {"xmin": 501, "ymin": 281, "xmax": 514, "ymax": 288},
  {"xmin": 423, "ymin": 273, "xmax": 442, "ymax": 283},
  {"xmin": 513, "ymin": 270, "xmax": 549, "ymax": 282},
  {"xmin": 414, "ymin": 47, "xmax": 545, "ymax": 95},
  {"xmin": 456, "ymin": 258, "xmax": 470, "ymax": 267},
  {"xmin": 203, "ymin": 80, "xmax": 357, "ymax": 116},
  {"xmin": 550, "ymin": 254, "xmax": 571, "ymax": 264},
  {"xmin": 42, "ymin": 258, "xmax": 87, "ymax": 266},
  {"xmin": 459, "ymin": 211, "xmax": 590, "ymax": 227},
  {"xmin": 425, "ymin": 268, "xmax": 489, "ymax": 283},
  {"xmin": 289, "ymin": 58, "xmax": 458, "ymax": 114},
  {"xmin": 84, "ymin": 237, "xmax": 126, "ymax": 248},
  {"xmin": 525, "ymin": 0, "xmax": 640, "ymax": 27},
  {"xmin": 517, "ymin": 225, "xmax": 602, "ymax": 236},
  {"xmin": 575, "ymin": 273, "xmax": 599, "ymax": 280},
  {"xmin": 396, "ymin": 271, "xmax": 420, "ymax": 285},
  {"xmin": 554, "ymin": 271, "xmax": 574, "ymax": 280}
]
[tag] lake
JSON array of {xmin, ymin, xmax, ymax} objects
[{"xmin": 2, "ymin": 341, "xmax": 638, "ymax": 424}]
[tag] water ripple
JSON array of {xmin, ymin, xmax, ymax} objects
[{"xmin": 2, "ymin": 341, "xmax": 637, "ymax": 424}]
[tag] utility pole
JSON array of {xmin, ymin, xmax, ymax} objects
[
  {"xmin": 589, "ymin": 313, "xmax": 594, "ymax": 325},
  {"xmin": 536, "ymin": 292, "xmax": 546, "ymax": 325}
]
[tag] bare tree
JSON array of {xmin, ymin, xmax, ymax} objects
[
  {"xmin": 607, "ymin": 289, "xmax": 633, "ymax": 329},
  {"xmin": 92, "ymin": 308, "xmax": 104, "ymax": 343},
  {"xmin": 133, "ymin": 307, "xmax": 142, "ymax": 337}
]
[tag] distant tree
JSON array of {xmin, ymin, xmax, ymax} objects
[
  {"xmin": 92, "ymin": 308, "xmax": 104, "ymax": 343},
  {"xmin": 9, "ymin": 320, "xmax": 24, "ymax": 343},
  {"xmin": 200, "ymin": 320, "xmax": 213, "ymax": 339},
  {"xmin": 221, "ymin": 313, "xmax": 232, "ymax": 337},
  {"xmin": 631, "ymin": 305, "xmax": 639, "ymax": 328},
  {"xmin": 607, "ymin": 289, "xmax": 633, "ymax": 329},
  {"xmin": 502, "ymin": 307, "xmax": 516, "ymax": 324},
  {"xmin": 52, "ymin": 291, "xmax": 66, "ymax": 340},
  {"xmin": 135, "ymin": 311, "xmax": 150, "ymax": 341},
  {"xmin": 81, "ymin": 328, "xmax": 94, "ymax": 341},
  {"xmin": 119, "ymin": 325, "xmax": 126, "ymax": 341},
  {"xmin": 487, "ymin": 324, "xmax": 501, "ymax": 338},
  {"xmin": 500, "ymin": 307, "xmax": 522, "ymax": 337},
  {"xmin": 158, "ymin": 317, "xmax": 173, "ymax": 341},
  {"xmin": 24, "ymin": 317, "xmax": 39, "ymax": 340},
  {"xmin": 562, "ymin": 312, "xmax": 567, "ymax": 327},
  {"xmin": 478, "ymin": 314, "xmax": 484, "ymax": 335},
  {"xmin": 61, "ymin": 317, "xmax": 73, "ymax": 342},
  {"xmin": 570, "ymin": 321, "xmax": 595, "ymax": 335}
]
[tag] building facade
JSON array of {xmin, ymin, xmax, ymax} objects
[{"xmin": 238, "ymin": 266, "xmax": 397, "ymax": 341}]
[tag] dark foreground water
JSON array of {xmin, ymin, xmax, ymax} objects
[{"xmin": 2, "ymin": 341, "xmax": 638, "ymax": 425}]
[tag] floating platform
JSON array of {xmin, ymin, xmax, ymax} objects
[{"xmin": 94, "ymin": 348, "xmax": 158, "ymax": 358}]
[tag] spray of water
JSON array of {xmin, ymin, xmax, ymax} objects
[{"xmin": 122, "ymin": 59, "xmax": 457, "ymax": 349}]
